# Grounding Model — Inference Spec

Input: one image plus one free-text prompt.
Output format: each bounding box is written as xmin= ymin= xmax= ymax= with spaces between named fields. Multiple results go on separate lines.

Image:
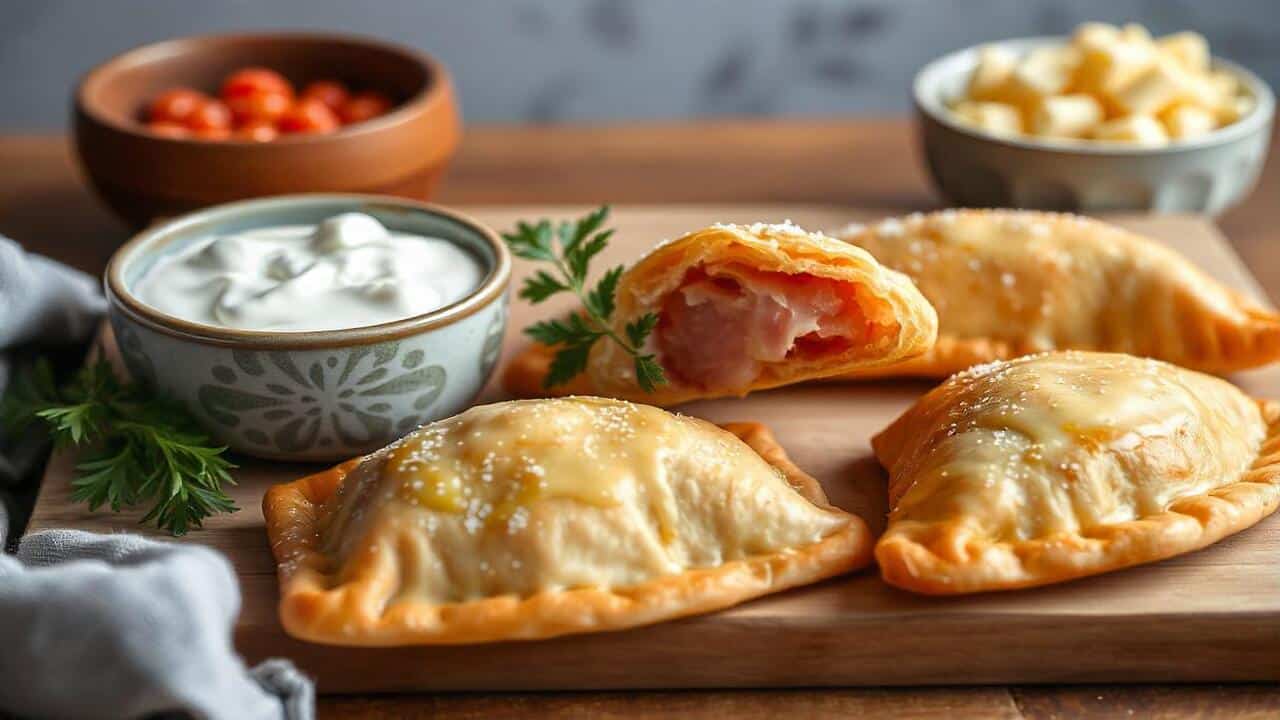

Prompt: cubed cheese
xmin=952 ymin=100 xmax=1023 ymax=137
xmin=1091 ymin=114 xmax=1170 ymax=145
xmin=968 ymin=45 xmax=1019 ymax=101
xmin=1158 ymin=31 xmax=1210 ymax=73
xmin=1121 ymin=23 xmax=1154 ymax=47
xmin=1218 ymin=94 xmax=1256 ymax=124
xmin=1009 ymin=46 xmax=1080 ymax=102
xmin=1073 ymin=22 xmax=1121 ymax=51
xmin=1074 ymin=38 xmax=1156 ymax=97
xmin=1161 ymin=104 xmax=1217 ymax=139
xmin=1032 ymin=94 xmax=1104 ymax=137
xmin=1110 ymin=57 xmax=1190 ymax=116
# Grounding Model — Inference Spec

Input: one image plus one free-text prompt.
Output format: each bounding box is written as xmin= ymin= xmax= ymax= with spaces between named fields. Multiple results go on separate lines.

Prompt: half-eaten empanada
xmin=873 ymin=351 xmax=1280 ymax=595
xmin=832 ymin=210 xmax=1280 ymax=378
xmin=265 ymin=396 xmax=872 ymax=645
xmin=505 ymin=222 xmax=937 ymax=405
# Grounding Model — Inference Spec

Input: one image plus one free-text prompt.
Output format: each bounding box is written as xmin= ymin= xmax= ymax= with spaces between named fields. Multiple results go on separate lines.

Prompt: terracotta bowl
xmin=74 ymin=33 xmax=461 ymax=227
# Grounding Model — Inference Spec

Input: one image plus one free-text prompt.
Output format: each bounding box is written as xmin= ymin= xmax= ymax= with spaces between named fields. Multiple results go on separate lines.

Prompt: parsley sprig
xmin=1 ymin=359 xmax=237 ymax=536
xmin=503 ymin=206 xmax=667 ymax=392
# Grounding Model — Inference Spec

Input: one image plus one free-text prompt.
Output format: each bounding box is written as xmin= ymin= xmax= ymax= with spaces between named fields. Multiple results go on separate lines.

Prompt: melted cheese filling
xmin=656 ymin=263 xmax=897 ymax=391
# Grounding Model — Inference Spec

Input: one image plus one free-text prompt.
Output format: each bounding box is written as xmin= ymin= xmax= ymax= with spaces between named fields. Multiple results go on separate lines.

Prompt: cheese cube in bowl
xmin=913 ymin=32 xmax=1274 ymax=213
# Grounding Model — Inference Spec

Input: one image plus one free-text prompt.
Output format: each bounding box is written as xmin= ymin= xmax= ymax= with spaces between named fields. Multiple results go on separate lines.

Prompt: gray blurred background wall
xmin=3 ymin=0 xmax=1279 ymax=129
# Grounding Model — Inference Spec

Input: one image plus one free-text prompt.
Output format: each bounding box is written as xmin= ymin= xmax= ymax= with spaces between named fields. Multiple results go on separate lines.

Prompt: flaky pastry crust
xmin=265 ymin=398 xmax=873 ymax=645
xmin=872 ymin=351 xmax=1280 ymax=594
xmin=832 ymin=210 xmax=1280 ymax=378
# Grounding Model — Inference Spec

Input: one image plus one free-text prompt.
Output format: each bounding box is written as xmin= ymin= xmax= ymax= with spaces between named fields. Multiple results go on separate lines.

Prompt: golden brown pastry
xmin=832 ymin=210 xmax=1280 ymax=377
xmin=505 ymin=222 xmax=937 ymax=405
xmin=873 ymin=351 xmax=1280 ymax=595
xmin=265 ymin=396 xmax=872 ymax=645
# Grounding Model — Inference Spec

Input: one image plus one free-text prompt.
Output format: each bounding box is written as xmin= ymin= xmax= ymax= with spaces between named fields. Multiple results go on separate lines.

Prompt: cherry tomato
xmin=146 ymin=121 xmax=191 ymax=138
xmin=301 ymin=80 xmax=350 ymax=112
xmin=276 ymin=98 xmax=340 ymax=134
xmin=235 ymin=120 xmax=279 ymax=142
xmin=221 ymin=67 xmax=294 ymax=101
xmin=147 ymin=87 xmax=207 ymax=124
xmin=338 ymin=91 xmax=392 ymax=125
xmin=226 ymin=90 xmax=292 ymax=125
xmin=186 ymin=98 xmax=232 ymax=132
xmin=191 ymin=126 xmax=232 ymax=141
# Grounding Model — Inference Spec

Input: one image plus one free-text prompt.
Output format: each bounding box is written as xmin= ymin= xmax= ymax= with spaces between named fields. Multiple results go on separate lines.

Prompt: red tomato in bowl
xmin=277 ymin=98 xmax=340 ymax=134
xmin=338 ymin=92 xmax=393 ymax=125
xmin=226 ymin=90 xmax=292 ymax=125
xmin=146 ymin=121 xmax=192 ymax=138
xmin=186 ymin=99 xmax=233 ymax=132
xmin=301 ymin=80 xmax=350 ymax=112
xmin=147 ymin=88 xmax=207 ymax=124
xmin=221 ymin=67 xmax=294 ymax=101
xmin=191 ymin=126 xmax=232 ymax=141
xmin=235 ymin=120 xmax=279 ymax=142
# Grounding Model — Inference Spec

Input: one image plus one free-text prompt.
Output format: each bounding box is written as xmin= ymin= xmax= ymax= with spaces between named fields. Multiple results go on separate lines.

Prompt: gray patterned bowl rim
xmin=105 ymin=193 xmax=511 ymax=349
xmin=913 ymin=35 xmax=1276 ymax=156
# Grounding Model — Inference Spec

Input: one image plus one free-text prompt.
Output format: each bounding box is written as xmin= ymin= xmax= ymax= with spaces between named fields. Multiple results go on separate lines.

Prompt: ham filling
xmin=657 ymin=264 xmax=896 ymax=391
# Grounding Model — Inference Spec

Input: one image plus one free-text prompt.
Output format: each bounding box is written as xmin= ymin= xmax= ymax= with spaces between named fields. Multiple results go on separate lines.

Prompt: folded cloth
xmin=0 ymin=235 xmax=107 ymax=491
xmin=0 ymin=530 xmax=313 ymax=720
xmin=0 ymin=238 xmax=314 ymax=719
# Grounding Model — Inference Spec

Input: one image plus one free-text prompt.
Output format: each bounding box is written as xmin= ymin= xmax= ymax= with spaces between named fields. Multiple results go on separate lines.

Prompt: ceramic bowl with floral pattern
xmin=105 ymin=194 xmax=510 ymax=461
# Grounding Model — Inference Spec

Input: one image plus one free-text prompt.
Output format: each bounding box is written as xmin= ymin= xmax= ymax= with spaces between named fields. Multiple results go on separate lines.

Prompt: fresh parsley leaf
xmin=1 ymin=357 xmax=238 ymax=536
xmin=634 ymin=355 xmax=668 ymax=393
xmin=565 ymin=228 xmax=614 ymax=284
xmin=585 ymin=265 xmax=623 ymax=320
xmin=624 ymin=313 xmax=660 ymax=348
xmin=545 ymin=342 xmax=595 ymax=389
xmin=561 ymin=205 xmax=609 ymax=257
xmin=503 ymin=206 xmax=667 ymax=394
xmin=501 ymin=220 xmax=557 ymax=262
xmin=520 ymin=269 xmax=569 ymax=303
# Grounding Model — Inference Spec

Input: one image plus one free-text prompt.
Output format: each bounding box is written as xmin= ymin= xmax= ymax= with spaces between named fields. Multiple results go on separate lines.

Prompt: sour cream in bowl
xmin=106 ymin=196 xmax=511 ymax=462
xmin=135 ymin=212 xmax=485 ymax=332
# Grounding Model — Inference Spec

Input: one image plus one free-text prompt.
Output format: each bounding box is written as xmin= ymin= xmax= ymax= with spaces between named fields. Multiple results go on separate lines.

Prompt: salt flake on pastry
xmin=832 ymin=209 xmax=1280 ymax=377
xmin=264 ymin=396 xmax=873 ymax=645
xmin=504 ymin=222 xmax=937 ymax=405
xmin=873 ymin=351 xmax=1280 ymax=595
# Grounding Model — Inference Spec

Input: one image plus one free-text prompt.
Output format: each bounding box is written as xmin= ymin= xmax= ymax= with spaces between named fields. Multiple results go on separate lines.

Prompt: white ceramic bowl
xmin=106 ymin=195 xmax=510 ymax=462
xmin=913 ymin=36 xmax=1275 ymax=214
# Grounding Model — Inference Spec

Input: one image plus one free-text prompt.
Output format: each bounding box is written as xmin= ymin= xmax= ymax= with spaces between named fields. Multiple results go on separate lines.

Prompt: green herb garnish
xmin=2 ymin=358 xmax=237 ymax=536
xmin=502 ymin=206 xmax=668 ymax=392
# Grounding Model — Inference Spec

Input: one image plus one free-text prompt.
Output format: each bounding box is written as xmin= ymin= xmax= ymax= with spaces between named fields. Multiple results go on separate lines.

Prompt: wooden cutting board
xmin=28 ymin=206 xmax=1280 ymax=693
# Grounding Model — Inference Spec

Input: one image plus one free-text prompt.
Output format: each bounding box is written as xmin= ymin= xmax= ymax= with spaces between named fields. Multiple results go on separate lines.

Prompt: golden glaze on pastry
xmin=832 ymin=210 xmax=1280 ymax=377
xmin=264 ymin=397 xmax=873 ymax=645
xmin=505 ymin=222 xmax=937 ymax=405
xmin=873 ymin=351 xmax=1280 ymax=595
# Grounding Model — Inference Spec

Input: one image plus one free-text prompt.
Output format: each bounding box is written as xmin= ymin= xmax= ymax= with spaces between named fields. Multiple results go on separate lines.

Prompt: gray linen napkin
xmin=0 ymin=237 xmax=314 ymax=719
xmin=0 ymin=530 xmax=313 ymax=720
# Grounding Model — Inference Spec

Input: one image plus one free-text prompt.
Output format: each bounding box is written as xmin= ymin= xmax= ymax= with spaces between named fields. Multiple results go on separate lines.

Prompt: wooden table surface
xmin=2 ymin=120 xmax=1278 ymax=719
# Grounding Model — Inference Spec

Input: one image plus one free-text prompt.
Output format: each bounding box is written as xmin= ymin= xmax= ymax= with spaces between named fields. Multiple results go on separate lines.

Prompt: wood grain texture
xmin=318 ymin=687 xmax=1023 ymax=720
xmin=27 ymin=207 xmax=1280 ymax=694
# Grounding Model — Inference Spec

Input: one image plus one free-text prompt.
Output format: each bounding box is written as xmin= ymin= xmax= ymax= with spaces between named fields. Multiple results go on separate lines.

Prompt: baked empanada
xmin=873 ymin=351 xmax=1280 ymax=595
xmin=832 ymin=210 xmax=1280 ymax=377
xmin=265 ymin=396 xmax=872 ymax=645
xmin=505 ymin=222 xmax=937 ymax=405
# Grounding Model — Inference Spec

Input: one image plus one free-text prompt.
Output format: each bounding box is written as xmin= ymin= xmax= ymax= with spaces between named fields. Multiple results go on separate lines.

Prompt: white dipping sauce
xmin=136 ymin=213 xmax=484 ymax=332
